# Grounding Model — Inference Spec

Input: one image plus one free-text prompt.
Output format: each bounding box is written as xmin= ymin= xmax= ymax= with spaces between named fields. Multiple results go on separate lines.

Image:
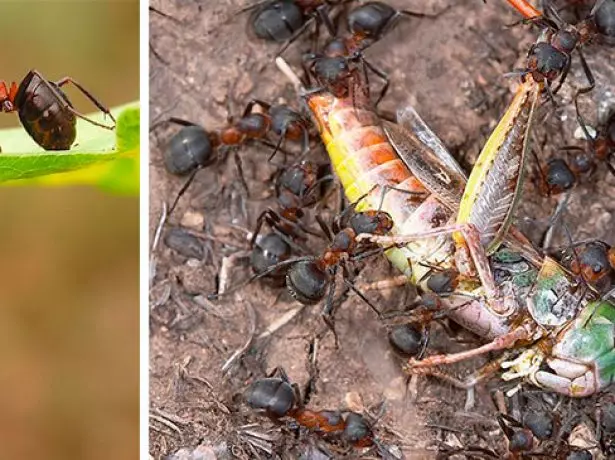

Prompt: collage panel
xmin=0 ymin=1 xmax=140 ymax=459
xmin=148 ymin=0 xmax=615 ymax=459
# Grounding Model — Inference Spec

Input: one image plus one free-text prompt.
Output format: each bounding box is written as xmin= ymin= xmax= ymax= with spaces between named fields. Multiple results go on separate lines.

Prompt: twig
xmin=258 ymin=305 xmax=305 ymax=339
xmin=150 ymin=413 xmax=183 ymax=438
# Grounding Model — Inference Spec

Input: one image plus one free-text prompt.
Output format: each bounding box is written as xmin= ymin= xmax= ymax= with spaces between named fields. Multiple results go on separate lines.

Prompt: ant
xmin=151 ymin=99 xmax=311 ymax=214
xmin=212 ymin=203 xmax=395 ymax=342
xmin=283 ymin=207 xmax=394 ymax=342
xmin=245 ymin=0 xmax=338 ymax=49
xmin=557 ymin=240 xmax=615 ymax=294
xmin=249 ymin=161 xmax=334 ymax=284
xmin=0 ymin=70 xmax=115 ymax=151
xmin=303 ymin=2 xmax=437 ymax=105
xmin=251 ymin=161 xmax=333 ymax=245
xmin=511 ymin=0 xmax=615 ymax=137
xmin=535 ymin=111 xmax=615 ymax=195
xmin=245 ymin=367 xmax=376 ymax=448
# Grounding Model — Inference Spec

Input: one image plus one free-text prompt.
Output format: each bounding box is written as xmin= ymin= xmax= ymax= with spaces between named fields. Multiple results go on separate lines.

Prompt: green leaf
xmin=0 ymin=102 xmax=140 ymax=195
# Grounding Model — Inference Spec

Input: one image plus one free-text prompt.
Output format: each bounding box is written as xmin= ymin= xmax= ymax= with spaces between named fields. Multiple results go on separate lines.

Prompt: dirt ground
xmin=149 ymin=1 xmax=615 ymax=458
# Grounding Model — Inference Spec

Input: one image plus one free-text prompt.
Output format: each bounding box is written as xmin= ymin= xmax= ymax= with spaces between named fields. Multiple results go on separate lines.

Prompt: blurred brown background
xmin=0 ymin=2 xmax=139 ymax=459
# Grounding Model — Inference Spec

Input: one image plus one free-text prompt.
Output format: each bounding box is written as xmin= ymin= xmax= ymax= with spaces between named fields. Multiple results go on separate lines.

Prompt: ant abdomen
xmin=245 ymin=377 xmax=295 ymax=417
xmin=388 ymin=324 xmax=424 ymax=357
xmin=286 ymin=260 xmax=330 ymax=304
xmin=251 ymin=0 xmax=305 ymax=42
xmin=347 ymin=2 xmax=397 ymax=39
xmin=164 ymin=125 xmax=213 ymax=175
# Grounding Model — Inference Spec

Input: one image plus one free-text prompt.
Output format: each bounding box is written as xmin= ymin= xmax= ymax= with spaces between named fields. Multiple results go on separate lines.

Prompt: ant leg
xmin=315 ymin=214 xmax=334 ymax=241
xmin=298 ymin=126 xmax=310 ymax=161
xmin=254 ymin=138 xmax=293 ymax=157
xmin=149 ymin=6 xmax=180 ymax=23
xmin=249 ymin=209 xmax=273 ymax=247
xmin=410 ymin=354 xmax=511 ymax=409
xmin=315 ymin=4 xmax=336 ymax=37
xmin=363 ymin=59 xmax=389 ymax=108
xmin=302 ymin=338 xmax=320 ymax=406
xmin=52 ymin=73 xmax=116 ymax=128
xmin=277 ymin=16 xmax=316 ymax=58
xmin=233 ymin=151 xmax=250 ymax=198
xmin=169 ymin=166 xmax=202 ymax=215
xmin=267 ymin=133 xmax=286 ymax=162
xmin=321 ymin=266 xmax=340 ymax=347
xmin=150 ymin=116 xmax=198 ymax=132
xmin=267 ymin=366 xmax=289 ymax=380
xmin=573 ymin=48 xmax=596 ymax=142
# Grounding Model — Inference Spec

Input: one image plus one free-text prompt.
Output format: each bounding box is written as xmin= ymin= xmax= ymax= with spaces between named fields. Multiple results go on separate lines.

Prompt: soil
xmin=149 ymin=1 xmax=615 ymax=459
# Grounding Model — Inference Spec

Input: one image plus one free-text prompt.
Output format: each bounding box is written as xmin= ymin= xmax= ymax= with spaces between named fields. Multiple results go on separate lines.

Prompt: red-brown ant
xmin=210 ymin=206 xmax=394 ymax=342
xmin=244 ymin=0 xmax=340 ymax=54
xmin=251 ymin=161 xmax=333 ymax=245
xmin=245 ymin=367 xmax=375 ymax=448
xmin=303 ymin=2 xmax=436 ymax=104
xmin=537 ymin=111 xmax=615 ymax=195
xmin=249 ymin=161 xmax=334 ymax=284
xmin=0 ymin=70 xmax=115 ymax=151
xmin=151 ymin=100 xmax=311 ymax=214
xmin=284 ymin=208 xmax=394 ymax=341
xmin=511 ymin=0 xmax=615 ymax=135
xmin=558 ymin=240 xmax=615 ymax=294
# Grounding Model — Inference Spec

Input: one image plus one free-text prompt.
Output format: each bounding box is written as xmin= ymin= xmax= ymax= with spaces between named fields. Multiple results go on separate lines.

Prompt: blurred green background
xmin=0 ymin=2 xmax=139 ymax=459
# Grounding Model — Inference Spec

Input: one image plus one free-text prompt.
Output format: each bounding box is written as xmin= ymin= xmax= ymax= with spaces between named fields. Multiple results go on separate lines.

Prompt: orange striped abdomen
xmin=307 ymin=92 xmax=455 ymax=279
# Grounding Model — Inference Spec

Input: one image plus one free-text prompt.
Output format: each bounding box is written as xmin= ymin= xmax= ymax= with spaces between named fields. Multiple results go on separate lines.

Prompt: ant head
xmin=343 ymin=412 xmax=374 ymax=447
xmin=388 ymin=324 xmax=424 ymax=357
xmin=497 ymin=413 xmax=535 ymax=454
xmin=250 ymin=0 xmax=304 ymax=42
xmin=278 ymin=162 xmax=319 ymax=200
xmin=313 ymin=56 xmax=353 ymax=97
xmin=349 ymin=211 xmax=394 ymax=235
xmin=0 ymin=81 xmax=18 ymax=113
xmin=508 ymin=428 xmax=535 ymax=453
xmin=251 ymin=233 xmax=293 ymax=284
xmin=286 ymin=260 xmax=330 ymax=304
xmin=565 ymin=241 xmax=614 ymax=291
xmin=245 ymin=377 xmax=296 ymax=417
xmin=552 ymin=28 xmax=579 ymax=54
xmin=347 ymin=2 xmax=397 ymax=41
xmin=323 ymin=37 xmax=349 ymax=58
xmin=546 ymin=158 xmax=576 ymax=193
xmin=527 ymin=42 xmax=569 ymax=82
xmin=522 ymin=410 xmax=554 ymax=440
xmin=269 ymin=104 xmax=305 ymax=139
xmin=426 ymin=269 xmax=458 ymax=294
xmin=165 ymin=125 xmax=213 ymax=175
